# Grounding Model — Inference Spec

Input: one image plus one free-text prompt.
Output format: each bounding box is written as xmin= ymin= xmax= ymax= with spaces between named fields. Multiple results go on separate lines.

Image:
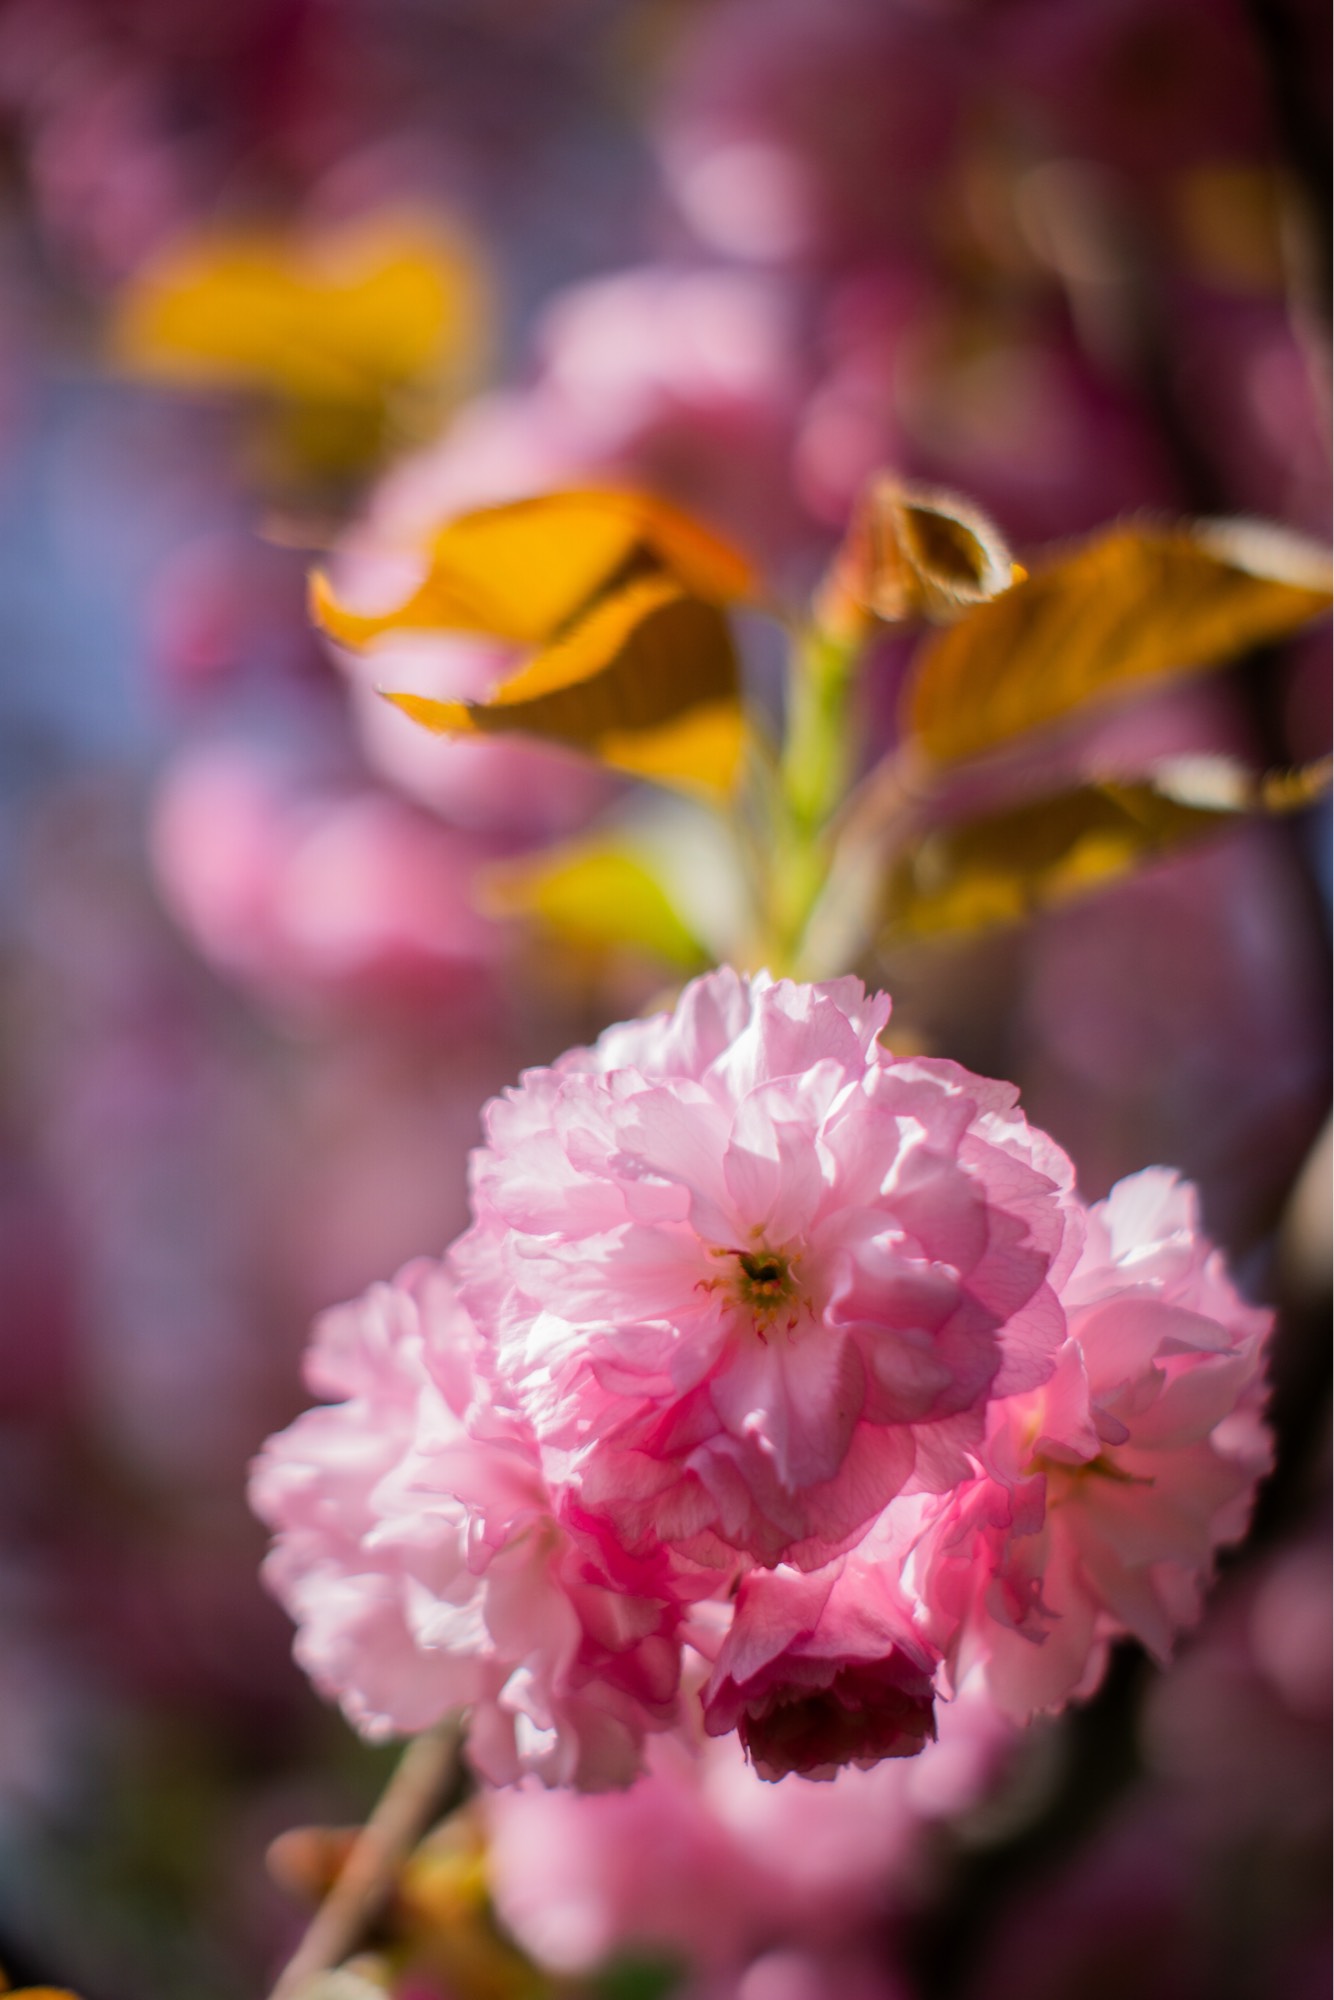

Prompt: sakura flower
xmin=454 ymin=967 xmax=1080 ymax=1569
xmin=250 ymin=1261 xmax=472 ymax=1741
xmin=702 ymin=1544 xmax=938 ymax=1780
xmin=250 ymin=1261 xmax=690 ymax=1789
xmin=913 ymin=1168 xmax=1273 ymax=1720
xmin=254 ymin=984 xmax=1272 ymax=1793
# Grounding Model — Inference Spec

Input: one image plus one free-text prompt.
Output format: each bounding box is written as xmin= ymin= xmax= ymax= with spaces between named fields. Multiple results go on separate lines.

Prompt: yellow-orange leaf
xmin=112 ymin=210 xmax=486 ymax=411
xmin=381 ymin=576 xmax=745 ymax=797
xmin=905 ymin=518 xmax=1332 ymax=765
xmin=312 ymin=487 xmax=755 ymax=651
xmin=883 ymin=761 xmax=1329 ymax=940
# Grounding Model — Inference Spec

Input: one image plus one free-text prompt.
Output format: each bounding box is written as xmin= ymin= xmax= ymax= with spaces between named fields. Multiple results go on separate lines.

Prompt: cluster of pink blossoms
xmin=251 ymin=970 xmax=1273 ymax=1787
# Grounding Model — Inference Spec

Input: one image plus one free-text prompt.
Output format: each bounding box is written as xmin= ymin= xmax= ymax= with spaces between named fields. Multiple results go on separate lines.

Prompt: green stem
xmin=780 ymin=625 xmax=860 ymax=835
xmin=762 ymin=623 xmax=863 ymax=972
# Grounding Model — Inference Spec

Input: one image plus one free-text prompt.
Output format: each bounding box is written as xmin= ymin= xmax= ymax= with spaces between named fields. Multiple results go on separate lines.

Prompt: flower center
xmin=700 ymin=1238 xmax=811 ymax=1335
xmin=730 ymin=1244 xmax=800 ymax=1326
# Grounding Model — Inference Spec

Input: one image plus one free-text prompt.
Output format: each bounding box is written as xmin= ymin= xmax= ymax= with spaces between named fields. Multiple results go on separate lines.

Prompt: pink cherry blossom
xmin=454 ymin=967 xmax=1079 ymax=1571
xmin=250 ymin=1261 xmax=691 ymax=1788
xmin=911 ymin=1168 xmax=1273 ymax=1720
xmin=702 ymin=1546 xmax=938 ymax=1780
xmin=254 ymin=976 xmax=1274 ymax=1791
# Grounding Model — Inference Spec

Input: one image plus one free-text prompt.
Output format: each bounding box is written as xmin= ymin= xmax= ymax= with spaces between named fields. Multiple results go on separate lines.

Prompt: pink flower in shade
xmin=911 ymin=1169 xmax=1273 ymax=1721
xmin=702 ymin=1547 xmax=938 ymax=1780
xmin=454 ymin=968 xmax=1079 ymax=1571
xmin=250 ymin=1262 xmax=692 ymax=1790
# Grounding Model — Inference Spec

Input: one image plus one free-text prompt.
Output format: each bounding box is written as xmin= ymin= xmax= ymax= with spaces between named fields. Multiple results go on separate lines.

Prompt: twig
xmin=267 ymin=1718 xmax=461 ymax=2000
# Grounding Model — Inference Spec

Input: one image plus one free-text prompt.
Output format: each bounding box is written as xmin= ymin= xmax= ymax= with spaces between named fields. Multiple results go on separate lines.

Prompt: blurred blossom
xmin=0 ymin=764 xmax=520 ymax=1988
xmin=1141 ymin=1522 xmax=1331 ymax=1839
xmin=959 ymin=1518 xmax=1332 ymax=2000
xmin=652 ymin=0 xmax=1328 ymax=546
xmin=0 ymin=0 xmax=567 ymax=289
xmin=999 ymin=0 xmax=1277 ymax=184
xmin=0 ymin=0 xmax=211 ymax=279
xmin=15 ymin=781 xmax=291 ymax=1485
xmin=528 ymin=266 xmax=814 ymax=570
xmin=0 ymin=1569 xmax=86 ymax=1822
xmin=655 ymin=0 xmax=966 ymax=271
xmin=338 ymin=259 xmax=814 ymax=566
xmin=1161 ymin=289 xmax=1332 ymax=530
xmin=149 ymin=738 xmax=509 ymax=1019
xmin=0 ymin=1169 xmax=78 ymax=1434
xmin=484 ymin=1693 xmax=1013 ymax=1980
xmin=321 ymin=261 xmax=815 ymax=819
xmin=143 ymin=528 xmax=329 ymax=703
xmin=711 ymin=1949 xmax=912 ymax=2000
xmin=796 ymin=282 xmax=1179 ymax=539
xmin=0 ymin=0 xmax=325 ymax=282
xmin=1017 ymin=826 xmax=1329 ymax=1242
xmin=340 ymin=629 xmax=612 ymax=840
xmin=536 ymin=268 xmax=801 ymax=433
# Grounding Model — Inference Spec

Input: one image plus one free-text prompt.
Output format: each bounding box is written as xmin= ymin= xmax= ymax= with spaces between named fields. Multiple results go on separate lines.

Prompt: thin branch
xmin=267 ymin=1718 xmax=462 ymax=2000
